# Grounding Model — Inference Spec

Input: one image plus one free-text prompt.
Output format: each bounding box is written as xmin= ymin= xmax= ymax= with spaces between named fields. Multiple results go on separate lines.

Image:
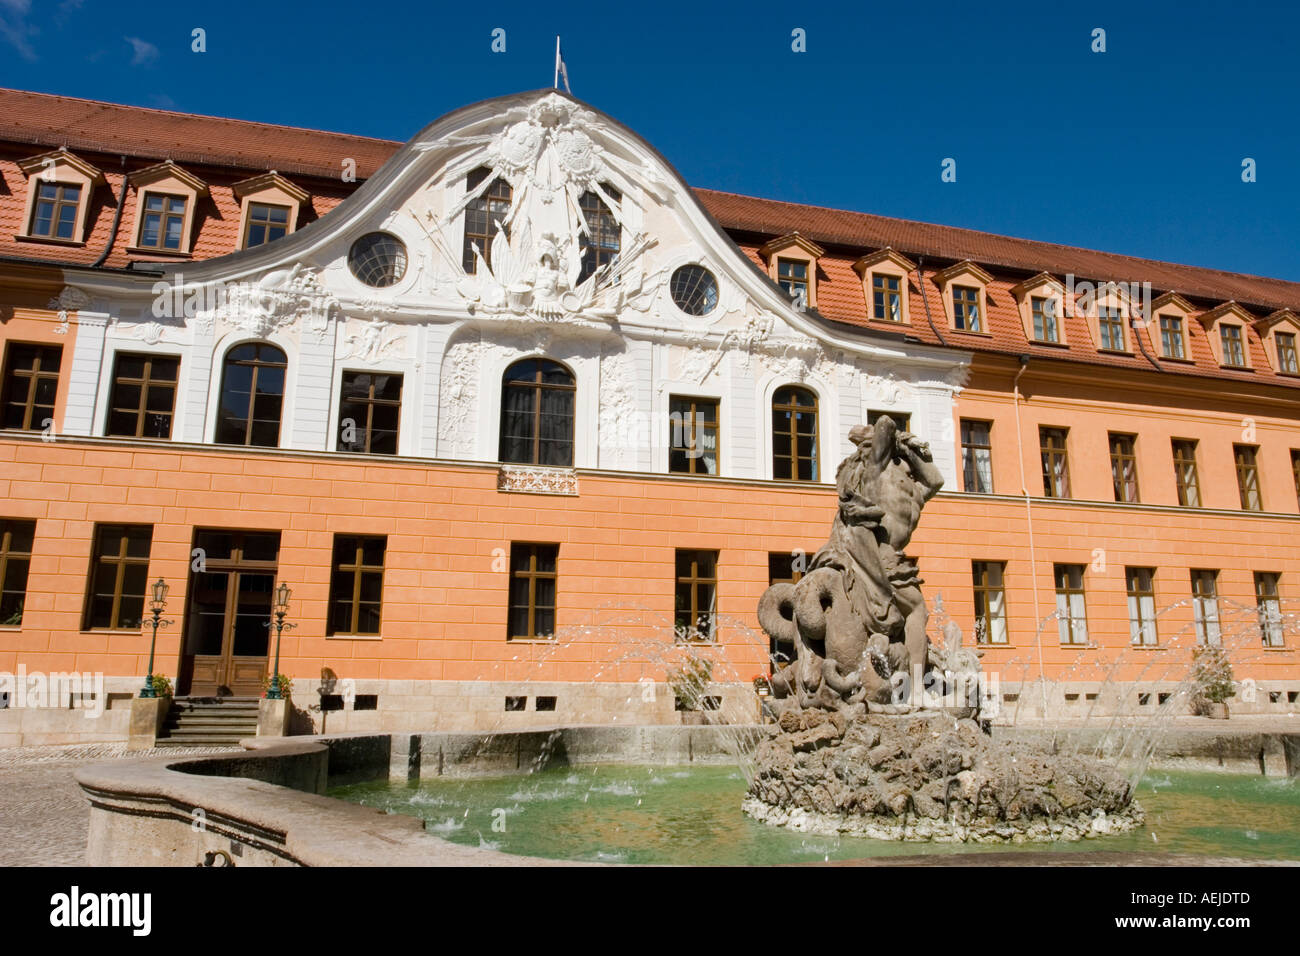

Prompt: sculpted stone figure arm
xmin=896 ymin=432 xmax=945 ymax=501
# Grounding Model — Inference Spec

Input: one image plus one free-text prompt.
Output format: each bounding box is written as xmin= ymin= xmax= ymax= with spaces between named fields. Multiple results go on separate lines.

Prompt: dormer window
xmin=777 ymin=259 xmax=808 ymax=301
xmin=30 ymin=183 xmax=81 ymax=240
xmin=1198 ymin=301 xmax=1255 ymax=369
xmin=1256 ymin=310 xmax=1300 ymax=376
xmin=1098 ymin=305 xmax=1125 ymax=351
xmin=1032 ymin=296 xmax=1060 ymax=342
xmin=934 ymin=261 xmax=992 ymax=333
xmin=1011 ymin=273 xmax=1065 ymax=345
xmin=1149 ymin=293 xmax=1195 ymax=360
xmin=854 ymin=248 xmax=914 ymax=324
xmin=1277 ymin=332 xmax=1299 ymax=374
xmin=953 ymin=286 xmax=981 ymax=331
xmin=138 ymin=193 xmax=188 ymax=250
xmin=760 ymin=233 xmax=823 ymax=310
xmin=16 ymin=148 xmax=104 ymax=245
xmin=233 ymin=172 xmax=308 ymax=250
xmin=1159 ymin=315 xmax=1186 ymax=358
xmin=873 ymin=274 xmax=902 ymax=322
xmin=128 ymin=161 xmax=208 ymax=256
xmin=1220 ymin=324 xmax=1247 ymax=367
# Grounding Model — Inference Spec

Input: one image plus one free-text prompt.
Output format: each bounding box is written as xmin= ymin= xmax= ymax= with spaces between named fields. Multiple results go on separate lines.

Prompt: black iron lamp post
xmin=140 ymin=578 xmax=173 ymax=698
xmin=265 ymin=582 xmax=296 ymax=700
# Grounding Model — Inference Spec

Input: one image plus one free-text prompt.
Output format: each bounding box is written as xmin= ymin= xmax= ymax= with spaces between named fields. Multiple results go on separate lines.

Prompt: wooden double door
xmin=179 ymin=530 xmax=281 ymax=697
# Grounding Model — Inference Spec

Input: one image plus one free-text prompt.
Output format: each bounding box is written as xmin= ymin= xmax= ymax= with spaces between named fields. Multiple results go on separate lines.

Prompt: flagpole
xmin=554 ymin=36 xmax=560 ymax=89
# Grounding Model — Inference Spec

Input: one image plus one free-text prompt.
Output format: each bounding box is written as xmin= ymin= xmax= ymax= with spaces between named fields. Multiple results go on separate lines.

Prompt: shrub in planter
xmin=1190 ymin=644 xmax=1235 ymax=717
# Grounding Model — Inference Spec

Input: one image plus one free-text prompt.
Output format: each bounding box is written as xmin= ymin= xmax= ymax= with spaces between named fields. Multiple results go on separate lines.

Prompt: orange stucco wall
xmin=1 ymin=432 xmax=1297 ymax=690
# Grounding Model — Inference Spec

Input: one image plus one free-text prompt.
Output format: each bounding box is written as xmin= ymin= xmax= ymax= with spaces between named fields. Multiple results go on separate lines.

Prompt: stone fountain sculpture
xmin=746 ymin=416 xmax=1143 ymax=842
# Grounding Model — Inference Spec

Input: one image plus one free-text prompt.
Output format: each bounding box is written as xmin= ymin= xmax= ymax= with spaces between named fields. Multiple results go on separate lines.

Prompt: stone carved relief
xmin=497 ymin=465 xmax=579 ymax=496
xmin=339 ymin=318 xmax=407 ymax=362
xmin=202 ymin=264 xmax=339 ymax=341
xmin=598 ymin=349 xmax=640 ymax=469
xmin=47 ymin=286 xmax=92 ymax=334
xmin=440 ymin=93 xmax=660 ymax=325
xmin=438 ymin=337 xmax=490 ymax=459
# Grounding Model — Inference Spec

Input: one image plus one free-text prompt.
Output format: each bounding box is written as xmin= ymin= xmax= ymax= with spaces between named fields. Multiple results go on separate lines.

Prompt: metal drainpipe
xmin=1012 ymin=355 xmax=1049 ymax=715
xmin=915 ymin=256 xmax=948 ymax=345
xmin=91 ymin=156 xmax=130 ymax=268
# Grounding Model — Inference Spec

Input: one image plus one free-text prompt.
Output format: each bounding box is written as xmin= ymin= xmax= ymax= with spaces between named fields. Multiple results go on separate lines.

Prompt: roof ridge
xmin=0 ymin=87 xmax=403 ymax=145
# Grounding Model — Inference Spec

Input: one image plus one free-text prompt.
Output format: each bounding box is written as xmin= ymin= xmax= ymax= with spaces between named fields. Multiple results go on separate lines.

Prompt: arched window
xmin=463 ymin=166 xmax=512 ymax=274
xmin=772 ymin=385 xmax=818 ymax=481
xmin=578 ymin=186 xmax=621 ymax=284
xmin=216 ymin=343 xmax=287 ymax=447
xmin=499 ymin=358 xmax=575 ymax=467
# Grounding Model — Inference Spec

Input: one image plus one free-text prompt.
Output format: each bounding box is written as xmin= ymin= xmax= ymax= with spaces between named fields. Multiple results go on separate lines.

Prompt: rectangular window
xmin=872 ymin=274 xmax=902 ymax=322
xmin=960 ymin=419 xmax=993 ymax=493
xmin=1220 ymin=325 xmax=1247 ymax=367
xmin=1098 ymin=305 xmax=1125 ymax=351
xmin=1172 ymin=439 xmax=1201 ymax=507
xmin=328 ymin=535 xmax=386 ymax=635
xmin=1126 ymin=567 xmax=1157 ymax=646
xmin=767 ymin=552 xmax=806 ymax=667
xmin=972 ymin=561 xmax=1008 ymax=645
xmin=777 ymin=258 xmax=809 ymax=306
xmin=1109 ymin=432 xmax=1139 ymax=503
xmin=1191 ymin=569 xmax=1221 ymax=645
xmin=674 ymin=549 xmax=717 ymax=643
xmin=2 ymin=343 xmax=61 ymax=431
xmin=867 ymin=409 xmax=911 ymax=432
xmin=84 ymin=525 xmax=153 ymax=630
xmin=337 ymin=371 xmax=402 ymax=455
xmin=1292 ymin=449 xmax=1300 ymax=511
xmin=1159 ymin=315 xmax=1185 ymax=359
xmin=1276 ymin=332 xmax=1299 ymax=374
xmin=952 ymin=285 xmax=982 ymax=332
xmin=105 ymin=353 xmax=179 ymax=439
xmin=668 ymin=396 xmax=719 ymax=476
xmin=1031 ymin=296 xmax=1059 ymax=342
xmin=0 ymin=519 xmax=35 ymax=627
xmin=1039 ymin=427 xmax=1071 ymax=498
xmin=137 ymin=193 xmax=188 ymax=251
xmin=1054 ymin=564 xmax=1088 ymax=645
xmin=244 ymin=202 xmax=290 ymax=248
xmin=508 ymin=543 xmax=557 ymax=640
xmin=1254 ymin=572 xmax=1283 ymax=647
xmin=1234 ymin=444 xmax=1262 ymax=511
xmin=29 ymin=182 xmax=81 ymax=240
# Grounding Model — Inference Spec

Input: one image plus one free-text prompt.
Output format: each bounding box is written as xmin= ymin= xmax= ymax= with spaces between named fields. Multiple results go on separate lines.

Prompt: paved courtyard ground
xmin=0 ymin=744 xmax=237 ymax=866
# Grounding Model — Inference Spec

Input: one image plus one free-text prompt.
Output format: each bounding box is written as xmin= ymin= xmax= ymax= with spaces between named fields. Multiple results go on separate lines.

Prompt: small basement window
xmin=1157 ymin=693 xmax=1171 ymax=705
xmin=1288 ymin=691 xmax=1298 ymax=704
xmin=1138 ymin=693 xmax=1151 ymax=706
xmin=1003 ymin=693 xmax=1019 ymax=703
xmin=320 ymin=694 xmax=344 ymax=711
xmin=535 ymin=696 xmax=557 ymax=711
xmin=1085 ymin=693 xmax=1098 ymax=701
xmin=354 ymin=694 xmax=378 ymax=711
xmin=1268 ymin=691 xmax=1281 ymax=704
xmin=1064 ymin=693 xmax=1079 ymax=702
xmin=505 ymin=696 xmax=527 ymax=711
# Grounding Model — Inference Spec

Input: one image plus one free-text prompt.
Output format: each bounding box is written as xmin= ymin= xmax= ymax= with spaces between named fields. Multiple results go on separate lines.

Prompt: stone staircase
xmin=156 ymin=696 xmax=260 ymax=747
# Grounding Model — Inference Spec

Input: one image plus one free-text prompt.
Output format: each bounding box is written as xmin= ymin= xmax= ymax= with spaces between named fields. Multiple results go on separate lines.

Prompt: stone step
xmin=155 ymin=735 xmax=248 ymax=747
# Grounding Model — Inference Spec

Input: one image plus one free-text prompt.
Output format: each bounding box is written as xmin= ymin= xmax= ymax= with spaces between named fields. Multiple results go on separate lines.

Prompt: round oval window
xmin=347 ymin=232 xmax=408 ymax=288
xmin=669 ymin=264 xmax=719 ymax=316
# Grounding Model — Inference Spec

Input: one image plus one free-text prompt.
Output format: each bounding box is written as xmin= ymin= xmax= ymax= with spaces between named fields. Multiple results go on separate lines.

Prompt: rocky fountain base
xmin=744 ymin=707 xmax=1144 ymax=843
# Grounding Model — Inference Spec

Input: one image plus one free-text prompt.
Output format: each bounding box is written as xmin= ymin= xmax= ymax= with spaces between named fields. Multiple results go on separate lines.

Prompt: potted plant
xmin=667 ymin=653 xmax=714 ymax=724
xmin=149 ymin=674 xmax=174 ymax=698
xmin=261 ymin=672 xmax=293 ymax=701
xmin=1190 ymin=644 xmax=1235 ymax=719
xmin=752 ymin=673 xmax=771 ymax=697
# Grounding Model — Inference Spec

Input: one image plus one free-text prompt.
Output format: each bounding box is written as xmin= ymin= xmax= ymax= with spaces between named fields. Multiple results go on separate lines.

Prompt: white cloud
xmin=0 ymin=0 xmax=38 ymax=62
xmin=124 ymin=35 xmax=158 ymax=66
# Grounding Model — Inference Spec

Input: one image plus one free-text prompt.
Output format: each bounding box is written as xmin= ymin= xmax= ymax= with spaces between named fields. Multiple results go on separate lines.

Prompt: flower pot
xmin=1208 ymin=702 xmax=1230 ymax=719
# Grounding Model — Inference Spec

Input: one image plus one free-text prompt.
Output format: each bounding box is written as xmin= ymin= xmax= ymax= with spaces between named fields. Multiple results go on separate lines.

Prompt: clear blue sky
xmin=3 ymin=0 xmax=1298 ymax=281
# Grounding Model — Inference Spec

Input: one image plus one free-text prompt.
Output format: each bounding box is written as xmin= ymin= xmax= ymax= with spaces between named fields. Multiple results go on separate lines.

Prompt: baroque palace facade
xmin=0 ymin=87 xmax=1297 ymax=744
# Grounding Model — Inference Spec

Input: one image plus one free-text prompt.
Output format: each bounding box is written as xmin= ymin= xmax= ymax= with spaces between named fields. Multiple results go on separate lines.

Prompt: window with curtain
xmin=1254 ymin=572 xmax=1283 ymax=647
xmin=1040 ymin=427 xmax=1071 ymax=498
xmin=972 ymin=561 xmax=1008 ymax=644
xmin=1192 ymin=569 xmax=1222 ymax=645
xmin=668 ymin=396 xmax=718 ymax=476
xmin=499 ymin=358 xmax=575 ymax=466
xmin=961 ymin=419 xmax=993 ymax=493
xmin=1109 ymin=433 xmax=1139 ymax=502
xmin=1054 ymin=564 xmax=1088 ymax=645
xmin=1126 ymin=567 xmax=1157 ymax=645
